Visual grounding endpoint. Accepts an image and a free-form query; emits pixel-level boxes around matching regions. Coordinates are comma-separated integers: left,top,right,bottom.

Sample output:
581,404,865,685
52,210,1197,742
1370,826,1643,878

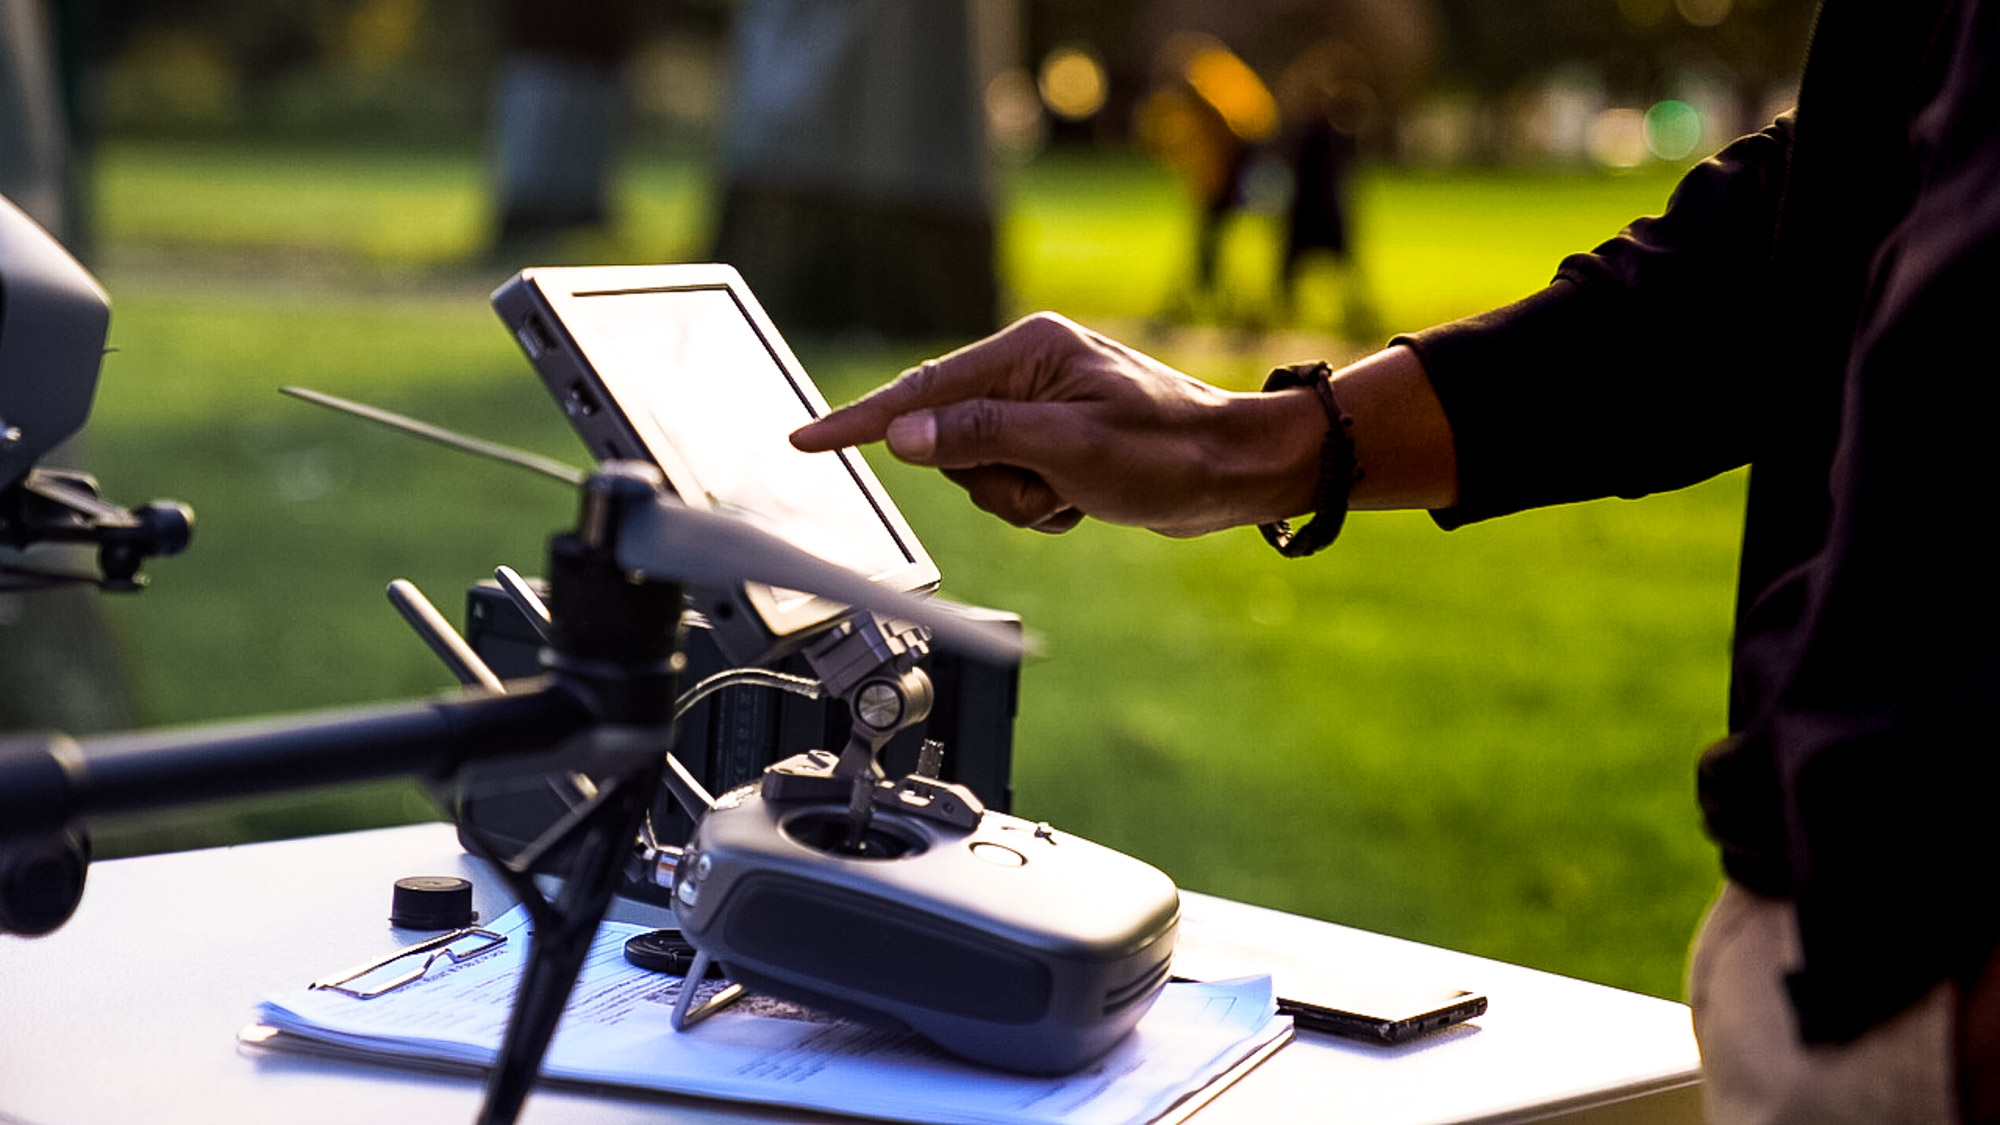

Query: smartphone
1173,938,1487,1045
492,263,940,665
1275,982,1487,1044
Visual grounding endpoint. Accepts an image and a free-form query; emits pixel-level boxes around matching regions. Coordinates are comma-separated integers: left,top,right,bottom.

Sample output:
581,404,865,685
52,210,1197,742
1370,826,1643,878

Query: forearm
1325,345,1460,512
1050,343,1460,532
792,315,1459,537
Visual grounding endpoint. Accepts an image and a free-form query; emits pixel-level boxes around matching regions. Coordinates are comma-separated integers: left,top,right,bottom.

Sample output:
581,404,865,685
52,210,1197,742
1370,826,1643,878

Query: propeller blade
614,496,1027,664
280,386,588,487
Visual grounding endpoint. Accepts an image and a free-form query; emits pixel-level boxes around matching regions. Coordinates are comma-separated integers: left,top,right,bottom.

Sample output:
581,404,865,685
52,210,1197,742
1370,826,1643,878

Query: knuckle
958,397,1008,445
1014,310,1078,348
900,358,943,398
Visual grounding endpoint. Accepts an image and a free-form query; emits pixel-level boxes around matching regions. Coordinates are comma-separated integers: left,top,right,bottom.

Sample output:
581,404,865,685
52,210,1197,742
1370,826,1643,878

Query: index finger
790,317,1057,452
790,359,946,451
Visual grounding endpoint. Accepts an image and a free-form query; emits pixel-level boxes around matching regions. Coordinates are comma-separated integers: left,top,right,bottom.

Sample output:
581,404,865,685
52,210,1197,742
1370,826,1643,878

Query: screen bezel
504,263,939,648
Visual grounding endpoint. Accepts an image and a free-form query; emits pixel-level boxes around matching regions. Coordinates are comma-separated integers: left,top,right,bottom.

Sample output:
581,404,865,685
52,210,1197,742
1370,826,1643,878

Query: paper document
252,904,1291,1125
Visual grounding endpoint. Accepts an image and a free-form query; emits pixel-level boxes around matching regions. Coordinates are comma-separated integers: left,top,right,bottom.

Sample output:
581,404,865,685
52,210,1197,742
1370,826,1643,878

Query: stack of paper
250,905,1291,1125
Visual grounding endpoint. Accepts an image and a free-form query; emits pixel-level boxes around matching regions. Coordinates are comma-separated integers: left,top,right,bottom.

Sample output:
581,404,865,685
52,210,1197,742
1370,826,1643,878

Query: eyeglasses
309,926,507,999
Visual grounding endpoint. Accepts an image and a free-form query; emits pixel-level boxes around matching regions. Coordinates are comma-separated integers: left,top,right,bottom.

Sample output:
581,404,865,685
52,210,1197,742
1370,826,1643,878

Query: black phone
1173,938,1486,1045
1276,982,1487,1044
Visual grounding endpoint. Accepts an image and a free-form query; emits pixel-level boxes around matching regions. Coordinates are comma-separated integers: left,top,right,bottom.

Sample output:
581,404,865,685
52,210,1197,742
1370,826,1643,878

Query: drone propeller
614,484,1025,665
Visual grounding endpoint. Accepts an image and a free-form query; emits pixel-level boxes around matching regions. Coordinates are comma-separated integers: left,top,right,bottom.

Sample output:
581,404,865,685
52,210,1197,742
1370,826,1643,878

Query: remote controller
671,750,1181,1074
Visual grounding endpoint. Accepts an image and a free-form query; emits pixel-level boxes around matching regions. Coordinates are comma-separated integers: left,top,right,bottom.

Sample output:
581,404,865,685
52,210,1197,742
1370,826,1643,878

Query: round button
969,842,1027,867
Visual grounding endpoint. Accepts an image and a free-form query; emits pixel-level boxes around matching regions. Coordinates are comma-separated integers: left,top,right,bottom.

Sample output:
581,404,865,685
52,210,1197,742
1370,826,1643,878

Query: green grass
66,138,1730,1000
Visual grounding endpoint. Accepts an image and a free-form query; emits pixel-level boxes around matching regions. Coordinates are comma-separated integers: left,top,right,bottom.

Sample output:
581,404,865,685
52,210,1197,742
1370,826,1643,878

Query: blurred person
1276,40,1380,341
792,2,2000,1121
1136,33,1276,327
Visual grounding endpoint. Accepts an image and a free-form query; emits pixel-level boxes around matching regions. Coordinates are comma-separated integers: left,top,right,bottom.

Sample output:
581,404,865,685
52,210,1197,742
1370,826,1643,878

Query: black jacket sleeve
1395,118,1796,527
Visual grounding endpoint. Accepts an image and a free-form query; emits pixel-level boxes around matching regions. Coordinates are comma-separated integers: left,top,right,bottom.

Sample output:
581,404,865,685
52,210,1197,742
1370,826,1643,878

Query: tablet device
492,263,939,665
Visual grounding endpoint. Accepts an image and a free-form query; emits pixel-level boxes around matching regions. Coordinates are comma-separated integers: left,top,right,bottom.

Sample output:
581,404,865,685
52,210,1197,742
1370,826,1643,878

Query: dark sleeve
1396,118,1795,527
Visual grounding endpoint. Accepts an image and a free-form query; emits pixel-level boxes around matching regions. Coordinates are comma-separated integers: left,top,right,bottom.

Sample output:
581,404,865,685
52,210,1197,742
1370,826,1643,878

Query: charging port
565,379,601,418
515,315,557,359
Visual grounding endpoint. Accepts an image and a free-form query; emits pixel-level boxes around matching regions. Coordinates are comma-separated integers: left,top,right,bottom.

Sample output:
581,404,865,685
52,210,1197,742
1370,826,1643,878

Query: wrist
1185,381,1325,530
1254,362,1357,557
1328,346,1459,510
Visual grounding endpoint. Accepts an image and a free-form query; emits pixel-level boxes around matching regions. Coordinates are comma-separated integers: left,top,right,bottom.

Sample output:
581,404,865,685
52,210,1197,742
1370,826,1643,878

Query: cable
642,668,827,852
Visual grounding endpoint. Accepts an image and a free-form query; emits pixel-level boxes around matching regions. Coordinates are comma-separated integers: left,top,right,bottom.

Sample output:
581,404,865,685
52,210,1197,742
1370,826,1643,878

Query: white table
0,823,1702,1124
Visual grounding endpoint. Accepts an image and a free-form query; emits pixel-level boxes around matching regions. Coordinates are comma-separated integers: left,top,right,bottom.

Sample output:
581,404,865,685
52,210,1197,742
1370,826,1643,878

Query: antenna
281,385,1028,665
280,386,587,486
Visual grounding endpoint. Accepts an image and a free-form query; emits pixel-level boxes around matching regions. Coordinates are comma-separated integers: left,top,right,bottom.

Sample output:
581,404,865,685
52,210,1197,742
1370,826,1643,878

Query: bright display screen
559,285,915,596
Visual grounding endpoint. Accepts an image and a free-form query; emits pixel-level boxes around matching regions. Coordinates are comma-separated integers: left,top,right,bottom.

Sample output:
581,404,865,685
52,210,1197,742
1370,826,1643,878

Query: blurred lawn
76,139,1732,1001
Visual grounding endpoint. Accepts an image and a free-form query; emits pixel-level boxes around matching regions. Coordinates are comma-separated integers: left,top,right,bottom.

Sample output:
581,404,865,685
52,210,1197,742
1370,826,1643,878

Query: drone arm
0,688,596,845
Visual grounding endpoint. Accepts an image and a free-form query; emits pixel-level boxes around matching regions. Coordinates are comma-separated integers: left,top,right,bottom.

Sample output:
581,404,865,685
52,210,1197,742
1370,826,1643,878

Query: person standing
792,2,2000,1118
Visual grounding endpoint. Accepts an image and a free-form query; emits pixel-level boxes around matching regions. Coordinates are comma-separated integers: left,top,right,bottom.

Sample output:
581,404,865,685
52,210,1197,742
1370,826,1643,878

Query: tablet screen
556,284,917,605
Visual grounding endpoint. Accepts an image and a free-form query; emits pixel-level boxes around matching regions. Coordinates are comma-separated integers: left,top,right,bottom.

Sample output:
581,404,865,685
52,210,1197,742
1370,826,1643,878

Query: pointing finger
790,360,942,451
791,314,1082,453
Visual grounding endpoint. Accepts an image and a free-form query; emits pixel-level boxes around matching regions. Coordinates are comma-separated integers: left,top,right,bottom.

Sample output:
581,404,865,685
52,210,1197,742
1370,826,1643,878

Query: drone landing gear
457,764,662,1125
390,467,688,1125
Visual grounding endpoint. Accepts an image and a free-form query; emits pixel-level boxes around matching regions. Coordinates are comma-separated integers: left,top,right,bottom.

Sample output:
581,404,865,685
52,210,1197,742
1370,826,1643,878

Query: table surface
0,823,1702,1125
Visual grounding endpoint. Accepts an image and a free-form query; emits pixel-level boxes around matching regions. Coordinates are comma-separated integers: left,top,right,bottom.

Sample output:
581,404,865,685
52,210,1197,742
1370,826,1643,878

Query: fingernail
885,412,937,460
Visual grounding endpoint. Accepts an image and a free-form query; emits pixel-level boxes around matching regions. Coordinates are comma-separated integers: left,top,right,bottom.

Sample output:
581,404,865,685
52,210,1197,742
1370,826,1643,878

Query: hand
790,312,1326,537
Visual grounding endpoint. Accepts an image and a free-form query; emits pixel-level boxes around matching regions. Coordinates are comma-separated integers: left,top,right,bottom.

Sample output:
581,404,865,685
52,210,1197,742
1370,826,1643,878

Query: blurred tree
1030,0,1815,156
1403,0,1818,107
91,0,500,141
0,0,68,227
709,0,998,340
0,0,138,735
488,0,641,257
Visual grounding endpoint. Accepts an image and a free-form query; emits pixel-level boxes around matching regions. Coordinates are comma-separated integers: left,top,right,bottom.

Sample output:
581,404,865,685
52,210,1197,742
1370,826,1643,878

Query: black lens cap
390,875,475,930
623,928,725,978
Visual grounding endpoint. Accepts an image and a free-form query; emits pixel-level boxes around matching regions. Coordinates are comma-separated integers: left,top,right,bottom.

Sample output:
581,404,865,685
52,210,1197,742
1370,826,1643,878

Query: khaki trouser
1689,882,1959,1124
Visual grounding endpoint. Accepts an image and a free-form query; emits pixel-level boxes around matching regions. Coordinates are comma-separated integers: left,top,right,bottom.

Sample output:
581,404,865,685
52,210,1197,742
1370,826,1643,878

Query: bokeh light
986,66,1046,157
1676,0,1734,27
1038,45,1108,122
1643,99,1703,161
1183,45,1278,143
1618,0,1673,29
1589,107,1650,169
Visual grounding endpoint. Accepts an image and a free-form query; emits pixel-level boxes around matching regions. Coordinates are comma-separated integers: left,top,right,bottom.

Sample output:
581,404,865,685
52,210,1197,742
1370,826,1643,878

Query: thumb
883,411,940,463
890,399,1046,470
